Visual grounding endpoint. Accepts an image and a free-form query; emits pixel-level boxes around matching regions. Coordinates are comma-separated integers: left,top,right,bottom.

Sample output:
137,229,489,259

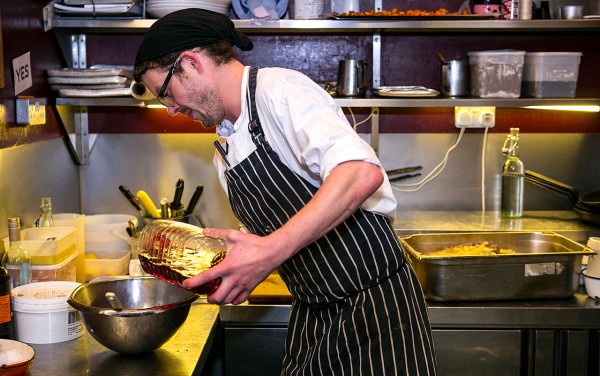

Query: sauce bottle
501,128,524,218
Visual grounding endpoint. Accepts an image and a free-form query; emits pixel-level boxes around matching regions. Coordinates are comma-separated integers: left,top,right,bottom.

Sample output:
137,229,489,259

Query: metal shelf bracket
56,105,97,165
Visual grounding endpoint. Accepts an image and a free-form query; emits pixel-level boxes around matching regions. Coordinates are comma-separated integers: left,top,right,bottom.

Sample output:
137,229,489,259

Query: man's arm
181,160,384,305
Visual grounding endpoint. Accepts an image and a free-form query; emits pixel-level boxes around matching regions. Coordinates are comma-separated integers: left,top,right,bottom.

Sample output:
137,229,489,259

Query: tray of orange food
329,8,495,20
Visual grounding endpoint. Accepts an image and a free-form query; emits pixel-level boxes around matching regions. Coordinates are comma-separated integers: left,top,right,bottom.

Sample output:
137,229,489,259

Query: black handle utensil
185,185,204,216
170,178,185,214
119,185,144,213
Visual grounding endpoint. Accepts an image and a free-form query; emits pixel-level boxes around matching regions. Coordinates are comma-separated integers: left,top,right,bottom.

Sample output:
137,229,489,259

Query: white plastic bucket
11,281,84,344
84,214,138,251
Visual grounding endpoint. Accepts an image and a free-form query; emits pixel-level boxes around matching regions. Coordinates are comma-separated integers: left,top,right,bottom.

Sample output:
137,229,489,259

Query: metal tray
400,231,594,301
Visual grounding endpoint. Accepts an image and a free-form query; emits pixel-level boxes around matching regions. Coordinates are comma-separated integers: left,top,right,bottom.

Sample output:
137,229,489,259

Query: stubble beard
182,76,226,129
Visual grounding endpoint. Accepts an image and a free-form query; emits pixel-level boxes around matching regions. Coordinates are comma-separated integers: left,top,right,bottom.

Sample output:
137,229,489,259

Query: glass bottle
501,128,524,218
37,197,55,227
0,265,15,339
2,218,32,289
137,220,226,295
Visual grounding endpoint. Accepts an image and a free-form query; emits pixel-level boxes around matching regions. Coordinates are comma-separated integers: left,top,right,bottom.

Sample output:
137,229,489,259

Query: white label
524,262,565,276
13,52,32,95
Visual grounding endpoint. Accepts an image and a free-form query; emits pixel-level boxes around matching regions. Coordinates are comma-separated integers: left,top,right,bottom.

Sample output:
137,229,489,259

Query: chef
133,9,436,375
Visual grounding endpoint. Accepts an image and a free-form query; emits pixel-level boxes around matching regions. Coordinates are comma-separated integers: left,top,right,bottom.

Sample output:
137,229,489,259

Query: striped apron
224,67,437,376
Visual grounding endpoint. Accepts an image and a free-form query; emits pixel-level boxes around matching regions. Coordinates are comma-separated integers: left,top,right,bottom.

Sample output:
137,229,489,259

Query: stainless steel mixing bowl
67,276,198,354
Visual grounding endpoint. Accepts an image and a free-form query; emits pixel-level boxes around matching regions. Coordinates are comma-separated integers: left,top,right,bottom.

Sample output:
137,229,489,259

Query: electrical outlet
455,106,496,128
16,98,47,125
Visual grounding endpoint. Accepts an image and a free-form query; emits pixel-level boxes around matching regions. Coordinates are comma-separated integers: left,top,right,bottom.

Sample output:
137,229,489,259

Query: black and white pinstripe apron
224,67,436,376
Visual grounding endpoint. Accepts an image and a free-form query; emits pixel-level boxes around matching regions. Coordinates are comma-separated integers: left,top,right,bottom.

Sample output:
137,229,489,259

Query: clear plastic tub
84,214,138,252
2,226,77,265
468,50,526,98
85,249,131,282
522,52,582,98
28,252,77,283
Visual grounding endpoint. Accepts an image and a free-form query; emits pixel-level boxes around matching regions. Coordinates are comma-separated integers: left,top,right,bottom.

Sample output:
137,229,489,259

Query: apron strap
246,66,266,146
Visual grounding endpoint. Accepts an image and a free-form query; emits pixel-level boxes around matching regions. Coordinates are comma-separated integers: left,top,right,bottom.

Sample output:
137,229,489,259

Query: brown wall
1,2,599,149
0,1,66,149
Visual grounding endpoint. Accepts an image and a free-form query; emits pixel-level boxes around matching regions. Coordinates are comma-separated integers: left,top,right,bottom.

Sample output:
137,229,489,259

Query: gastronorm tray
329,14,496,20
400,231,594,301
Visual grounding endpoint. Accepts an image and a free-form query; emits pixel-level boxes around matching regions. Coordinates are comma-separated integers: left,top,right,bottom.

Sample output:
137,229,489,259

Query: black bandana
134,8,253,66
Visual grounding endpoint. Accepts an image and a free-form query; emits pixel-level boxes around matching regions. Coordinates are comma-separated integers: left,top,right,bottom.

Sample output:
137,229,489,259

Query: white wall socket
454,106,496,128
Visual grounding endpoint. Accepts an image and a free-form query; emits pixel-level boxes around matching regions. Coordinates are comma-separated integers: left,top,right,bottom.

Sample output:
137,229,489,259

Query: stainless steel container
400,231,594,301
336,59,367,97
440,60,469,97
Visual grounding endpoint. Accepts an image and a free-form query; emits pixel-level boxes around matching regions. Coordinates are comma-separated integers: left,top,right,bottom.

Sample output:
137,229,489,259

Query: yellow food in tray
427,242,517,257
334,8,461,17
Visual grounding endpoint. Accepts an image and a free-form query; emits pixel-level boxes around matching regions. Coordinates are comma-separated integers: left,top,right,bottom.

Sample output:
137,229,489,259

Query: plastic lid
11,281,81,313
468,49,526,56
525,52,582,56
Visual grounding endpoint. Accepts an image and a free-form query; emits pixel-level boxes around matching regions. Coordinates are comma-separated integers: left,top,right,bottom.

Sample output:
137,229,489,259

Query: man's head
133,8,253,82
132,9,253,125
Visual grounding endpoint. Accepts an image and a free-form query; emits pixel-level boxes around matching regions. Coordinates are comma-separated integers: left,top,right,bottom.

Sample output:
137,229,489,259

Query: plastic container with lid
521,52,582,98
10,281,84,344
2,226,77,265
468,50,526,98
27,251,78,283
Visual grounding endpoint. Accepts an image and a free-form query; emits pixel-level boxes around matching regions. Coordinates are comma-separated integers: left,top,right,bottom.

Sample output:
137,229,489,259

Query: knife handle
185,185,204,216
119,185,142,212
136,190,161,219
170,178,185,210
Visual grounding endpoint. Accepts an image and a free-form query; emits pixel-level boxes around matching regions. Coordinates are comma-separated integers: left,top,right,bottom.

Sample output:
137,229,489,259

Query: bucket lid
11,281,81,313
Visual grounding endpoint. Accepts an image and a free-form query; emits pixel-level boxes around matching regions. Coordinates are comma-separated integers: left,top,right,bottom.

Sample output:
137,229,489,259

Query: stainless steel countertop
220,288,600,329
28,303,219,375
394,211,600,242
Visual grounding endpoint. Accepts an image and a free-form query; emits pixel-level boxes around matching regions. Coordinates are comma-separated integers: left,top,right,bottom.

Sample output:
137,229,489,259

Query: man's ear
179,51,202,73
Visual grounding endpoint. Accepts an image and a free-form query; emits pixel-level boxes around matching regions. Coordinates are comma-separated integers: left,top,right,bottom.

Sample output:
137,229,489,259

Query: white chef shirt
214,66,397,219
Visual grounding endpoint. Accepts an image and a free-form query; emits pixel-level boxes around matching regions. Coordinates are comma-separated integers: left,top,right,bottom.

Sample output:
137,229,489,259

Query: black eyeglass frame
157,56,182,107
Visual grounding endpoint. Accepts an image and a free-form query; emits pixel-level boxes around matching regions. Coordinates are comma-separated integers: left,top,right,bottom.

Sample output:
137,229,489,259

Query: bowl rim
582,269,600,280
0,339,35,368
67,276,198,316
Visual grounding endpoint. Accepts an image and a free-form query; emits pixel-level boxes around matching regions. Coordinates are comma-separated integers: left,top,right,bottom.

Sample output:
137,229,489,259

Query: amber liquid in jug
137,220,227,295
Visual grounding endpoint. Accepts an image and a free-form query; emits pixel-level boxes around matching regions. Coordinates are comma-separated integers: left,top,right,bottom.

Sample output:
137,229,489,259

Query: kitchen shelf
55,97,600,108
50,18,600,33
48,14,600,165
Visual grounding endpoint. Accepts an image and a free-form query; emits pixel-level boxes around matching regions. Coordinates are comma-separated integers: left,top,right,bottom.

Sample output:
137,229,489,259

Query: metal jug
440,60,469,97
336,59,368,97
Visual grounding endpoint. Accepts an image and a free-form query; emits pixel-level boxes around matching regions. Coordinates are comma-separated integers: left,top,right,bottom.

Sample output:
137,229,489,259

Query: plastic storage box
30,252,78,283
468,50,526,98
521,52,582,98
85,249,131,282
2,226,77,265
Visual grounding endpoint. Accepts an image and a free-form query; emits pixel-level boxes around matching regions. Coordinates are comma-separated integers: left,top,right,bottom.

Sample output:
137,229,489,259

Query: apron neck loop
246,66,266,146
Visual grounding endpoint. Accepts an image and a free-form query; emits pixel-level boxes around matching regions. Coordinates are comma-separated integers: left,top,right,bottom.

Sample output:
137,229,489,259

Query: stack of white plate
147,0,232,18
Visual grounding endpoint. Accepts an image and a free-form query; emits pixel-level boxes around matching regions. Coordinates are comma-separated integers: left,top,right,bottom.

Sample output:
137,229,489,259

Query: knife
170,178,185,214
136,190,161,219
185,185,204,216
119,185,143,212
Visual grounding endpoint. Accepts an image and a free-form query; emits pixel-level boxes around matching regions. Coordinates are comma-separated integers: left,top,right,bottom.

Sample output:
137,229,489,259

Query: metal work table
393,210,600,242
27,303,219,375
219,288,600,328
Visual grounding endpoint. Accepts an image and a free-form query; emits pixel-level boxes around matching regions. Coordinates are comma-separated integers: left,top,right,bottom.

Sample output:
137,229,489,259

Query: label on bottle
0,294,11,324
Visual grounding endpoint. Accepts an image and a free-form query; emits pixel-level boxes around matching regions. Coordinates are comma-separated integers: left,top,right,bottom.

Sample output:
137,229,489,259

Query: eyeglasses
157,56,181,107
